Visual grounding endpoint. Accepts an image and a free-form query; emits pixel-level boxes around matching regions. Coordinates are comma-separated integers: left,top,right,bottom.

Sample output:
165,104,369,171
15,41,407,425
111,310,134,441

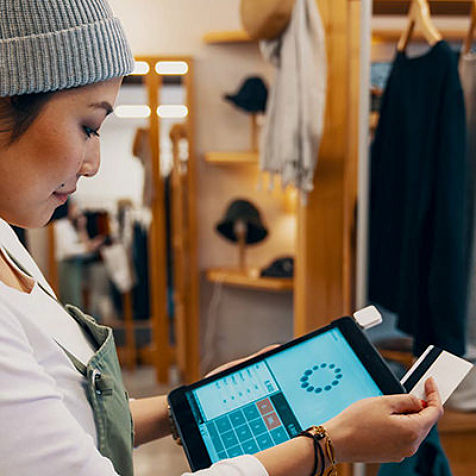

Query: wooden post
294,2,361,473
170,122,188,382
183,59,201,383
250,113,259,152
295,0,359,332
143,63,169,384
122,290,136,371
237,231,246,271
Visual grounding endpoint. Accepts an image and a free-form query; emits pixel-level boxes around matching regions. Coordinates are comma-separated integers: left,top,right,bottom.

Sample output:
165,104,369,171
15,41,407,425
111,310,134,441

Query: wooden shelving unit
203,30,254,44
374,0,473,16
203,28,471,47
204,151,259,164
373,28,470,43
206,268,294,292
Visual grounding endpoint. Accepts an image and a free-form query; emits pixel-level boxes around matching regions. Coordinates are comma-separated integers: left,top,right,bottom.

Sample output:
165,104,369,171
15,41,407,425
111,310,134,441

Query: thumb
386,394,423,414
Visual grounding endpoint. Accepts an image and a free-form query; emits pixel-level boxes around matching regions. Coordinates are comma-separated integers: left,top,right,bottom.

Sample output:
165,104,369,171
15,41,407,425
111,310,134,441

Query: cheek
30,127,86,178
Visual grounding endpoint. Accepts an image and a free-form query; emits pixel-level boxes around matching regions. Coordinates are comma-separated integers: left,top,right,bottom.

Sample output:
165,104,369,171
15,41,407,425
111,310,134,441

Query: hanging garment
132,127,153,208
259,0,326,195
447,52,476,410
368,41,471,356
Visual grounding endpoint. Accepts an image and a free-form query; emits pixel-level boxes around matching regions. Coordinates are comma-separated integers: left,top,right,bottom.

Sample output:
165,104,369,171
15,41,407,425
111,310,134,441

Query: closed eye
83,126,100,139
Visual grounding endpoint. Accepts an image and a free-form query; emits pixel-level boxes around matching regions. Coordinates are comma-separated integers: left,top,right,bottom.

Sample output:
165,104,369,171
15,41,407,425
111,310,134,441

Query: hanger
463,0,476,54
397,0,442,52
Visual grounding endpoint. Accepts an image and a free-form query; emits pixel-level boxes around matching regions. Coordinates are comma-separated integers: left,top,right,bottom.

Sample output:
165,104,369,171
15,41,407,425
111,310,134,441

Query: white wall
110,0,295,367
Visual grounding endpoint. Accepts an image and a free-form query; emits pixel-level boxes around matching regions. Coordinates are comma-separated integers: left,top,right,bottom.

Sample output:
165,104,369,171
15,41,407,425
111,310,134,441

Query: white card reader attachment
353,305,383,330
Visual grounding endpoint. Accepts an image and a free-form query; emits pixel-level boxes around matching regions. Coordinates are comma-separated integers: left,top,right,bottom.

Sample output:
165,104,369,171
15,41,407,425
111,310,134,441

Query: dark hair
0,91,53,144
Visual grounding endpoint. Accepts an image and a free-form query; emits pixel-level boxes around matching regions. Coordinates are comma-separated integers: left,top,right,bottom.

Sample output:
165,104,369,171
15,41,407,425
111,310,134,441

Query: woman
0,1,443,475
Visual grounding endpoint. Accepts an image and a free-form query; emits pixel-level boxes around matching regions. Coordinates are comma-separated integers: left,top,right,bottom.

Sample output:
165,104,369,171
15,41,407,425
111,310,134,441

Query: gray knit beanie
0,0,134,97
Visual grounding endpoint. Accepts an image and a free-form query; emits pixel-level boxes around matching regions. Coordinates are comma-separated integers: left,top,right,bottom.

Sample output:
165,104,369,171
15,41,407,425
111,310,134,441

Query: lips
53,188,76,204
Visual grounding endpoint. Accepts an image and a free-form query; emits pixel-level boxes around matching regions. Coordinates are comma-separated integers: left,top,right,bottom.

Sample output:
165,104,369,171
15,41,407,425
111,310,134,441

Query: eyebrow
89,101,114,116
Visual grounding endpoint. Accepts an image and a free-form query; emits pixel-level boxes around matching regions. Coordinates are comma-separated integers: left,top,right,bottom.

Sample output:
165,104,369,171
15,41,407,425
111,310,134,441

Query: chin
6,209,55,229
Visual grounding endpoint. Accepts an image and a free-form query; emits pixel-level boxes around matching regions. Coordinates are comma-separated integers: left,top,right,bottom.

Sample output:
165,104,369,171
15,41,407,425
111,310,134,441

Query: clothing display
132,128,154,208
368,41,471,357
54,217,100,309
131,222,151,320
260,0,326,195
54,218,91,261
447,52,476,410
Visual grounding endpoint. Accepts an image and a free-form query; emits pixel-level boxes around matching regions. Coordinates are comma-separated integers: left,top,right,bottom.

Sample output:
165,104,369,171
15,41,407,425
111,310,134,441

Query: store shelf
205,151,259,165
206,268,294,292
372,28,469,43
374,1,473,17
203,30,254,44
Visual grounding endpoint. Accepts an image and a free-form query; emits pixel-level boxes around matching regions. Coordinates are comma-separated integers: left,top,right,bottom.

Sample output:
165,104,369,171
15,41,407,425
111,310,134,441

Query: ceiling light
155,61,189,75
131,61,150,75
157,105,188,119
115,105,151,119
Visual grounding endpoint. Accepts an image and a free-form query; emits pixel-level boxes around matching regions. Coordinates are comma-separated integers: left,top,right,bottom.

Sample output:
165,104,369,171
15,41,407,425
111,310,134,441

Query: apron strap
55,341,87,375
56,340,113,396
2,248,105,381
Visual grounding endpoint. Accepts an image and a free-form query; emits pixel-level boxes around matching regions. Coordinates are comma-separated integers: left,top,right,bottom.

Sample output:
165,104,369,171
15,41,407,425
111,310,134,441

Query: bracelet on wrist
297,425,337,476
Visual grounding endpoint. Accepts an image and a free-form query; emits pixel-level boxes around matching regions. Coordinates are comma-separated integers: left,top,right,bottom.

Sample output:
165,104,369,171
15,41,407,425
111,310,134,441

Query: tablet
168,316,404,471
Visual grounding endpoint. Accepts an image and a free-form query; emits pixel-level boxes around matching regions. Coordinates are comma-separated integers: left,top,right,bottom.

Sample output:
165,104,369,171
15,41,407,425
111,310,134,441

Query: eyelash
83,126,100,139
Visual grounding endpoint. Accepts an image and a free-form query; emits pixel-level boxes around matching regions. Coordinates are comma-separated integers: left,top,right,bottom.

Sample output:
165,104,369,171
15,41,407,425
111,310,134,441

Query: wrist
323,419,348,464
299,426,337,475
167,403,182,445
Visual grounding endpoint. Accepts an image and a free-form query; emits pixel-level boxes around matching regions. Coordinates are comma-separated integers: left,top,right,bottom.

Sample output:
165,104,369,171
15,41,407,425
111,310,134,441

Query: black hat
224,76,268,114
260,256,294,278
216,199,268,245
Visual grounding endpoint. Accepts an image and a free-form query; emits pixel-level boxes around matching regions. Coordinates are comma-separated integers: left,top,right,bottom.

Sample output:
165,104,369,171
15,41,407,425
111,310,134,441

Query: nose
79,142,101,178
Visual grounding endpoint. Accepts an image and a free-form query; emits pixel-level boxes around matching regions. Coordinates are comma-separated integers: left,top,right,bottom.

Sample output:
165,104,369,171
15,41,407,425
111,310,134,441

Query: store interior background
23,1,475,475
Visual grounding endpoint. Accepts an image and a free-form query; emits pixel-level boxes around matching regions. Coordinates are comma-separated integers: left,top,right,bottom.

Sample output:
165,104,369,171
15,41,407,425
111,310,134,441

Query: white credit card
401,345,473,404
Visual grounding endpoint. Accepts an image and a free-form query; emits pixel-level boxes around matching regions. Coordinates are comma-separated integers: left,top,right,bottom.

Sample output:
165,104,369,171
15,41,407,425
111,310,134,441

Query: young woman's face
0,78,122,228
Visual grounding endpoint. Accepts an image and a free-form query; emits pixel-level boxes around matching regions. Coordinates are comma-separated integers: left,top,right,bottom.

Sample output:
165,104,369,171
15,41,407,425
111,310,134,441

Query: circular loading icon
299,363,343,394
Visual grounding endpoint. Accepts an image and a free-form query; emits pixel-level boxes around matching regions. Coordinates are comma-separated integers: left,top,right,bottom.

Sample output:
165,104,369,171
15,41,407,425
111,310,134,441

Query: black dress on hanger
368,41,471,357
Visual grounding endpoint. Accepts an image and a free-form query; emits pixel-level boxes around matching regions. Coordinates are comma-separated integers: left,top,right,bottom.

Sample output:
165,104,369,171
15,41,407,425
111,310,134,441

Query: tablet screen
186,327,383,463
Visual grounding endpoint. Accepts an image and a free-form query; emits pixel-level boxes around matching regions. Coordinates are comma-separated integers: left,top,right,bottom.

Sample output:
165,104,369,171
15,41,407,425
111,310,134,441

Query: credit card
401,346,473,404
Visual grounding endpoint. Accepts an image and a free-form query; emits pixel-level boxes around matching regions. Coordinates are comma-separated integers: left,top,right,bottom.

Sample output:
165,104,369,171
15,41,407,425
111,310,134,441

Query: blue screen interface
186,328,383,463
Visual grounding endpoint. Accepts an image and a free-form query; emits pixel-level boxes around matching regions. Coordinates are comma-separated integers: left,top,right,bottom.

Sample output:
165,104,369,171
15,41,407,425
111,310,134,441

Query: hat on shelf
216,199,268,245
260,256,294,278
0,0,134,97
224,76,268,114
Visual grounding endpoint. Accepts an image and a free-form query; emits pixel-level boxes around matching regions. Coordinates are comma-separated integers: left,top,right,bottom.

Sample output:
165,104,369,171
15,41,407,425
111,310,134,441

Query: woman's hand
205,345,280,378
325,377,443,464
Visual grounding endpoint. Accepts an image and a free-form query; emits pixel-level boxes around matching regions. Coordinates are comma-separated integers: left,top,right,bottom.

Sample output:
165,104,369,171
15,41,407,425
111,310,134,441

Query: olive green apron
5,250,134,476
